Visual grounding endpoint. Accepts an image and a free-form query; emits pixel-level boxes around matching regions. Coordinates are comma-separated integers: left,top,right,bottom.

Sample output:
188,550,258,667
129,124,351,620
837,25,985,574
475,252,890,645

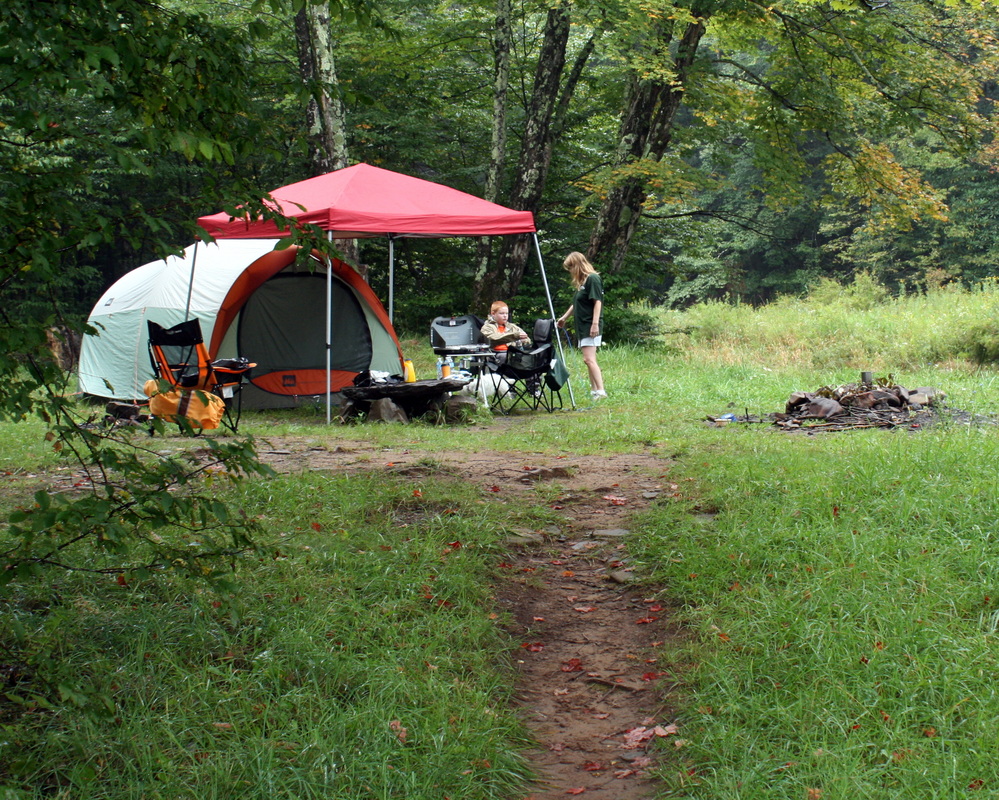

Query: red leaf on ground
642,672,664,681
486,485,501,492
561,658,584,672
603,495,628,505
448,540,462,549
566,789,586,795
116,574,128,586
582,762,604,771
412,489,423,498
311,522,322,531
574,606,597,613
389,719,408,743
635,616,659,624
522,642,545,652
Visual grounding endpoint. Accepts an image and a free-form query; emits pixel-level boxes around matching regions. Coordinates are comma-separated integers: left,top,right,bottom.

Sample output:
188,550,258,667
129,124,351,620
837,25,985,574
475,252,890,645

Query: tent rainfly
77,240,404,409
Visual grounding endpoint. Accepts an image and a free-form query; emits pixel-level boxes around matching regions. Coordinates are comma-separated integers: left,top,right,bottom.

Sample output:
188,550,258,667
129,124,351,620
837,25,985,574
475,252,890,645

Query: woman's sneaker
591,389,608,401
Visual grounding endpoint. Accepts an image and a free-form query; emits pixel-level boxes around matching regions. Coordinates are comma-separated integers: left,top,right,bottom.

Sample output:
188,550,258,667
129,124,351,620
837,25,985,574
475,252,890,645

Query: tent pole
533,233,575,408
326,232,333,424
388,235,395,322
184,241,199,321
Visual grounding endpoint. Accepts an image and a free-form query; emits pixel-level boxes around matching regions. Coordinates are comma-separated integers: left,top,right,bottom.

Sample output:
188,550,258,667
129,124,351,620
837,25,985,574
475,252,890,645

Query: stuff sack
545,351,570,390
143,379,225,430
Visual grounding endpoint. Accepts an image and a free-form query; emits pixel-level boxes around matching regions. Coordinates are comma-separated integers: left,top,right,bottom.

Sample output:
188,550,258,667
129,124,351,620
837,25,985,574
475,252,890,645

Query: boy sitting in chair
480,301,531,365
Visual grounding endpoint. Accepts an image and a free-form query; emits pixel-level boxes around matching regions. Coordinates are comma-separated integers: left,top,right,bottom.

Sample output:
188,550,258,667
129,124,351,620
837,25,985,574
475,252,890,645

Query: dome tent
78,240,403,409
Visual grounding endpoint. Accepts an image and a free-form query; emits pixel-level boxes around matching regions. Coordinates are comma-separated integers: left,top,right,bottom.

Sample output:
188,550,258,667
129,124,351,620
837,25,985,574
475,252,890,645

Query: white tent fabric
79,240,276,401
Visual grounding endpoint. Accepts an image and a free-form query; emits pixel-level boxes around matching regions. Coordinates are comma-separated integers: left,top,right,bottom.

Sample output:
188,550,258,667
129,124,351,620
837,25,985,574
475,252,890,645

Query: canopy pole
326,231,333,424
183,241,199,321
533,233,575,408
388,235,395,322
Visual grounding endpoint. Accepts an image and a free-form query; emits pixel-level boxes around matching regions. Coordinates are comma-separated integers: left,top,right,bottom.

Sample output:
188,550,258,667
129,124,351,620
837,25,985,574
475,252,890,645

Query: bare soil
256,437,684,800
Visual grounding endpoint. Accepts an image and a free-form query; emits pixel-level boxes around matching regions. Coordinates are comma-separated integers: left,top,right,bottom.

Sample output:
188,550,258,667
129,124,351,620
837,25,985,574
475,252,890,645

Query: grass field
3,282,999,798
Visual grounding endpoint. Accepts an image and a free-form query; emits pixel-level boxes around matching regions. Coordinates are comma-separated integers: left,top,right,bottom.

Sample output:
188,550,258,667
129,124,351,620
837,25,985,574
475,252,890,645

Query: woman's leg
581,345,604,393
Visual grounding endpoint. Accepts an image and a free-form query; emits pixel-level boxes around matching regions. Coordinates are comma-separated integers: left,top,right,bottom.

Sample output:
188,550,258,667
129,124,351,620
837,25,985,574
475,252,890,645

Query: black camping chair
146,319,255,432
491,318,565,414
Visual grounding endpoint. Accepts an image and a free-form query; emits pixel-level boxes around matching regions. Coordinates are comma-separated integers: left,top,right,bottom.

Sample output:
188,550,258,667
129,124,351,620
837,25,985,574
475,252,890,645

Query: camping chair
430,315,490,361
145,319,254,432
429,313,496,377
491,318,566,414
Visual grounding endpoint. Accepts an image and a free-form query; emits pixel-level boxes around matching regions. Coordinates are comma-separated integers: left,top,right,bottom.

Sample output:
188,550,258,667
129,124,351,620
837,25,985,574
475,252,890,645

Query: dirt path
256,439,683,800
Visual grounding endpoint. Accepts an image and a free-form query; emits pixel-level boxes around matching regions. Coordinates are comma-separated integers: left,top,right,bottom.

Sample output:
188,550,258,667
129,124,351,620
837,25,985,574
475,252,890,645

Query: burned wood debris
774,377,944,432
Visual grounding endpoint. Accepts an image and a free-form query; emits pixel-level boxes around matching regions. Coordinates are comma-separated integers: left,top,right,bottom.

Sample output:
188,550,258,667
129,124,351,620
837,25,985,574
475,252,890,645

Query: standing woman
556,251,607,400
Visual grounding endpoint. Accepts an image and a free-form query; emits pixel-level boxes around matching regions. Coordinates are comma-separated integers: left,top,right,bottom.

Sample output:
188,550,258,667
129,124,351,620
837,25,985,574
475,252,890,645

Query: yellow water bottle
403,359,416,382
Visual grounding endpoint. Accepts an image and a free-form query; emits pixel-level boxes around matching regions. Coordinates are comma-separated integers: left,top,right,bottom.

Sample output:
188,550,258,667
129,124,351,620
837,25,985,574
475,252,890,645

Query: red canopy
197,163,536,239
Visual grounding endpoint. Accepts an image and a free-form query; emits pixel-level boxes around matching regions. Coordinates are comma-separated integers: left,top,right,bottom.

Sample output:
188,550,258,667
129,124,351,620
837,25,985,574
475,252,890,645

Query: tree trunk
294,6,359,265
588,16,707,271
474,0,513,309
473,3,576,308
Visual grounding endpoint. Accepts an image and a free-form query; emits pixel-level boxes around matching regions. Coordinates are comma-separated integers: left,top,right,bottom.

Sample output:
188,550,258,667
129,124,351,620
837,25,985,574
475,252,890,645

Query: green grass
5,281,999,798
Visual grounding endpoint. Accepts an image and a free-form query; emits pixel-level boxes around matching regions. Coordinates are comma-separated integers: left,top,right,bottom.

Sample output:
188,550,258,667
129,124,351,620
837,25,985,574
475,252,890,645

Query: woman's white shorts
578,336,603,347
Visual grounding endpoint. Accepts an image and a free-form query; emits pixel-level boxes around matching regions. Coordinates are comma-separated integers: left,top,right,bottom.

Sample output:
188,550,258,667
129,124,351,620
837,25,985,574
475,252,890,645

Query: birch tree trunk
294,5,359,265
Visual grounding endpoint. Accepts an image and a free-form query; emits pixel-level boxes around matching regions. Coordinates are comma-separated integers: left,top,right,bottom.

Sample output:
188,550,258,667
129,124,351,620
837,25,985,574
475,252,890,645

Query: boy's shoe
591,389,608,400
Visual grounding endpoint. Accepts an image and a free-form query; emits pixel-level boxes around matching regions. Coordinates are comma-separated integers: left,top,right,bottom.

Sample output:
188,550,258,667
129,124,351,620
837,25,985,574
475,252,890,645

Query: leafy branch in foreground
1,401,275,588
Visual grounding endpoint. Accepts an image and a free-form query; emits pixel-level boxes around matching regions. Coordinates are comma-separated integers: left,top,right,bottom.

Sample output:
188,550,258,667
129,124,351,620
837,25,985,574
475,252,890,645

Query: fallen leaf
412,489,423,498
635,616,659,625
311,522,322,532
561,658,584,672
522,642,545,652
574,606,597,613
566,789,586,796
583,762,604,772
389,720,408,743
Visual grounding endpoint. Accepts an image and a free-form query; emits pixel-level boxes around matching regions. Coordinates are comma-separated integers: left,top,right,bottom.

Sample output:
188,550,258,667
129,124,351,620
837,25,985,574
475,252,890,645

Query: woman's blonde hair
489,300,509,316
563,251,597,288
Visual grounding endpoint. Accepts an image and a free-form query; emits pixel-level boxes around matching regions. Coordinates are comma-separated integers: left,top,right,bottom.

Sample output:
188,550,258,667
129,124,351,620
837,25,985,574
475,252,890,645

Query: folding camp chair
491,319,565,414
145,319,255,432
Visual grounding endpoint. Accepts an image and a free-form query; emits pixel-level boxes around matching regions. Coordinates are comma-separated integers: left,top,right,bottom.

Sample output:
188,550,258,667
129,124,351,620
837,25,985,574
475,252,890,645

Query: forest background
6,0,999,347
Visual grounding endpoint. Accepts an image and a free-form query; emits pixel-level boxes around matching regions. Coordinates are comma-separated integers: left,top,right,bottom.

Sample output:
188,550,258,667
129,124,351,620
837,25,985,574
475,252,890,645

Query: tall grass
656,278,999,371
